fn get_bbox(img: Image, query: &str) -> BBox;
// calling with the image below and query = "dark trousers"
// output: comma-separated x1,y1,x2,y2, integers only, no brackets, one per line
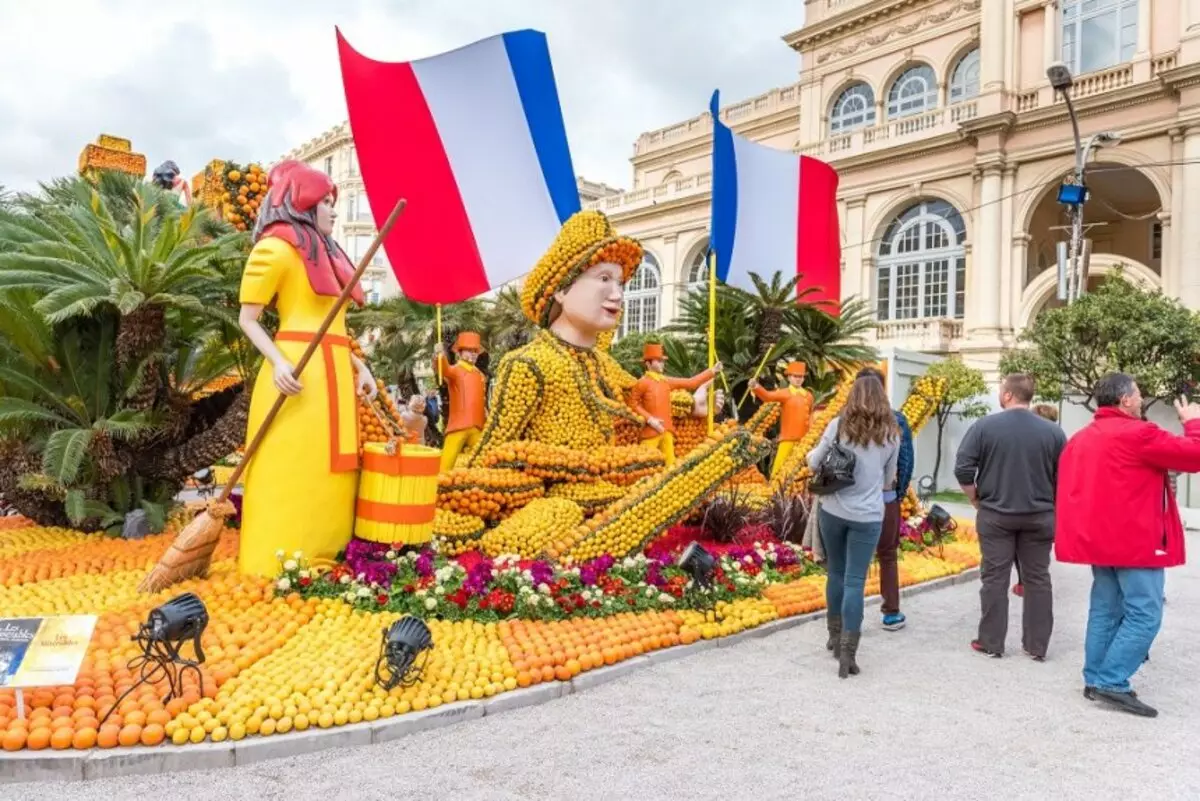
876,500,901,614
976,509,1055,656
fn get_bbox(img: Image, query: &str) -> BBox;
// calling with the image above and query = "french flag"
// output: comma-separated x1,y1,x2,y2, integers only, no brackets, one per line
709,90,842,308
337,29,580,304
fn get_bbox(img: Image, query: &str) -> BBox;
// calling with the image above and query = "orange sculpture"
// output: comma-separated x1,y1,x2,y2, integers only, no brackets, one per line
751,361,814,479
435,331,487,472
629,343,719,468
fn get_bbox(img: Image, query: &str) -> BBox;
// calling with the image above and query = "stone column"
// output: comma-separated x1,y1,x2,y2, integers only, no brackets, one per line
1167,127,1185,298
981,0,1008,91
842,197,868,300
998,165,1018,336
1184,0,1200,63
1042,1,1057,70
969,166,1004,337
1136,0,1151,56
1180,129,1200,309
658,233,679,328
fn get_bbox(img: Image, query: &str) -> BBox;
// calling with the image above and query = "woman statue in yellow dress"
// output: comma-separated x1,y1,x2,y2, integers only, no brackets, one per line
235,160,377,577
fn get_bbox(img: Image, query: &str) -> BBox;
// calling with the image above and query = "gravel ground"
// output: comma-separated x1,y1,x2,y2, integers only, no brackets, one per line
5,544,1198,800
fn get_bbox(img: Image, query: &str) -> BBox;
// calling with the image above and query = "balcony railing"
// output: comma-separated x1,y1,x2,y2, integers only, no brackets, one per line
584,172,713,214
634,84,800,156
800,101,977,158
873,318,963,352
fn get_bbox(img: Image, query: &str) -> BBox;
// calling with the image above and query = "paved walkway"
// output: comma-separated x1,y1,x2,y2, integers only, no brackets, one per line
5,546,1198,800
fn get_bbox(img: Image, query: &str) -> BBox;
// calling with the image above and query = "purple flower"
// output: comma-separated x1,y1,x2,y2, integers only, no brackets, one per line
646,563,666,587
463,561,494,596
414,550,435,578
528,560,554,587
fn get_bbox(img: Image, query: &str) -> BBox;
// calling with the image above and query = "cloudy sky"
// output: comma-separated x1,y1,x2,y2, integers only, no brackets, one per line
0,0,804,194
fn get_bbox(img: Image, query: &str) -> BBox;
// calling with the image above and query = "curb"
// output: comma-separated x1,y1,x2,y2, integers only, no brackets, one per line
0,565,980,785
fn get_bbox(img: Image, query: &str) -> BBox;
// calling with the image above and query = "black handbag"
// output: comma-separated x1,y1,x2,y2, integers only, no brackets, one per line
808,425,856,496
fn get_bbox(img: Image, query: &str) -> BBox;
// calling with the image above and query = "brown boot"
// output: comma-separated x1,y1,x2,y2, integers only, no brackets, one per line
838,631,861,678
826,615,842,658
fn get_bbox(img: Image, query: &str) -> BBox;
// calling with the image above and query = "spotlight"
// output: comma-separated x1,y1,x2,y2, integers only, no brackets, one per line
100,593,208,726
375,616,433,691
916,475,935,505
678,542,717,587
1046,61,1073,92
193,467,215,499
928,504,957,534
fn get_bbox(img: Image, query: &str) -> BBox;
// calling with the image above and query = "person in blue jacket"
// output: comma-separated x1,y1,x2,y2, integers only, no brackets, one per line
857,367,914,631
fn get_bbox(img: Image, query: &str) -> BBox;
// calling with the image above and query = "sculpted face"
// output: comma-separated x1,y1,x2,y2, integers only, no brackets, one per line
788,375,805,388
457,349,480,365
551,262,625,344
645,358,665,374
315,193,336,236
408,395,426,413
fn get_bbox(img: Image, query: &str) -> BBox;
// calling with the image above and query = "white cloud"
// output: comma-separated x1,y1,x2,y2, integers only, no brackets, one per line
0,0,802,192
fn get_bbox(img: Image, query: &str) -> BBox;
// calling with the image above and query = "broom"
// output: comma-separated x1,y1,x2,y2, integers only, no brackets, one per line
139,198,408,593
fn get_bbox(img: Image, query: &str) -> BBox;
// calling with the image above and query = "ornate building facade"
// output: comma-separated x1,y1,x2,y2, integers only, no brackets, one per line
591,0,1200,374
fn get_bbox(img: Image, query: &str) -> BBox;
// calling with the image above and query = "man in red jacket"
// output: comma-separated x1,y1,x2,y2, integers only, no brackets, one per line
1056,372,1200,718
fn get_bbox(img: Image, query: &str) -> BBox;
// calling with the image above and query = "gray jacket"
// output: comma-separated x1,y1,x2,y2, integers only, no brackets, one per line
807,417,899,523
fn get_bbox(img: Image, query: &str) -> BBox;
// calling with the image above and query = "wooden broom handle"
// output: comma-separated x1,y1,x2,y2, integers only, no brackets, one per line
218,198,408,501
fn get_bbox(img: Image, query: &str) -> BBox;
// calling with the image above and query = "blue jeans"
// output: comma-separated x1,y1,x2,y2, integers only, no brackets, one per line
1083,567,1165,693
819,509,883,633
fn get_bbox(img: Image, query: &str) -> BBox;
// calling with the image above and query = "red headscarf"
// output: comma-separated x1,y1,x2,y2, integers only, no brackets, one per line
256,160,364,305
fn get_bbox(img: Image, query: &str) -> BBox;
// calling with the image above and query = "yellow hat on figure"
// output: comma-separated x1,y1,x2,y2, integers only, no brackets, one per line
521,210,643,327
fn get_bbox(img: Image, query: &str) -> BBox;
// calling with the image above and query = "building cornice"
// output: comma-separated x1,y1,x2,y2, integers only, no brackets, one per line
1159,62,1200,92
631,111,800,170
1013,80,1172,133
283,121,352,162
786,0,979,55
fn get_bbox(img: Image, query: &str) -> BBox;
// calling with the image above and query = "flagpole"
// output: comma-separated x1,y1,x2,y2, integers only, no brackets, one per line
436,304,444,384
739,346,776,406
706,250,717,435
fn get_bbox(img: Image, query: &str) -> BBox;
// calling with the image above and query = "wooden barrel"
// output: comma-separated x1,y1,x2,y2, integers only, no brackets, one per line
355,443,441,545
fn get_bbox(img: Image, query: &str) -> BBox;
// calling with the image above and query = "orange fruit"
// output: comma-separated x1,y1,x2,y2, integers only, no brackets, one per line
2,729,26,751
49,728,73,750
140,724,165,747
25,727,51,751
117,724,142,748
96,725,120,749
123,710,146,727
146,709,171,727
71,727,97,750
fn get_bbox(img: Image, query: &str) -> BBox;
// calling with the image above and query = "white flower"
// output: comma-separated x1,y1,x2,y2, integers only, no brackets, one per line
293,550,303,560
519,586,534,596
416,588,428,599
537,583,551,594
541,596,553,606
522,569,535,581
385,550,397,560
658,593,674,604
276,577,291,591
357,586,371,598
435,585,446,596
645,587,656,597
283,559,298,572
743,555,754,564
298,569,310,580
339,574,351,585
424,597,437,610
343,591,356,603
623,557,637,569
275,550,285,559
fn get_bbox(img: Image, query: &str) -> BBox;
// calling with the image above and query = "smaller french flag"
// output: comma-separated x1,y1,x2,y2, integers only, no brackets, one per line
709,90,842,307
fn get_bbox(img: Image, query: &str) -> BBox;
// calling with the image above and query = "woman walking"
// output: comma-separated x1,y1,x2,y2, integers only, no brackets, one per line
808,374,900,678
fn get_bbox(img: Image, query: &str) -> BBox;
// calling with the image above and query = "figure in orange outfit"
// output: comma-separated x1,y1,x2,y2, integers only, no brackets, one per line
750,361,814,479
629,343,721,467
434,332,487,472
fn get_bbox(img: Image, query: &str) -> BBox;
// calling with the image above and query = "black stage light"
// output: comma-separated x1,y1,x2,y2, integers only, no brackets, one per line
916,475,935,505
928,504,957,534
375,616,434,691
100,593,209,726
678,542,717,587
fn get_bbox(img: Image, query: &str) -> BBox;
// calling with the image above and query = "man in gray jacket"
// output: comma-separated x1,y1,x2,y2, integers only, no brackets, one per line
955,373,1066,660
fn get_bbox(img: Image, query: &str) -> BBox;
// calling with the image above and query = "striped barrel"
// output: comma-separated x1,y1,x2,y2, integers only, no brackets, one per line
355,443,441,545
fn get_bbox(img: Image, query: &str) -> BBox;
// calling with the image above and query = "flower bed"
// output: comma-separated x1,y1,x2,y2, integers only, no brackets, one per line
0,516,979,754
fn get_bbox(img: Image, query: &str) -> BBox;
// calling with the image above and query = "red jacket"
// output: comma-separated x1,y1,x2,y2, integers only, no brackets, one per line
1055,408,1200,569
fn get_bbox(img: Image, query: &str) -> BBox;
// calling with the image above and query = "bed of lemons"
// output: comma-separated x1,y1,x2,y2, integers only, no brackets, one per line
0,516,978,753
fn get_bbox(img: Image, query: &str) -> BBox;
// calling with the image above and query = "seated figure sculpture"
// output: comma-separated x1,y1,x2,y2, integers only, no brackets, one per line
463,210,766,560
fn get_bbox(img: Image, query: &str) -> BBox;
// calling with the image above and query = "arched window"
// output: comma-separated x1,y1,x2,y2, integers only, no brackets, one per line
949,48,980,103
876,200,967,321
620,254,662,336
886,64,938,118
829,83,877,134
685,239,709,287
1062,0,1137,75
662,170,683,185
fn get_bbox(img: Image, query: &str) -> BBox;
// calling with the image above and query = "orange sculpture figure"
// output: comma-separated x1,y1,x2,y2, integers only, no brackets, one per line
629,343,720,468
435,331,487,472
751,361,814,479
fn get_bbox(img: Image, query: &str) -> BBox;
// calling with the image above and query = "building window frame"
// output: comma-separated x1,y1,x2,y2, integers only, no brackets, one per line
886,64,939,119
1061,0,1138,75
875,200,968,322
620,254,662,336
829,83,877,134
949,47,980,103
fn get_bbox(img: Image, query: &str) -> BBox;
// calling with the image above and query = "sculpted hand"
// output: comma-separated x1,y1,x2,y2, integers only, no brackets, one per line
356,364,378,400
647,417,666,434
748,378,760,390
711,362,723,375
272,359,302,396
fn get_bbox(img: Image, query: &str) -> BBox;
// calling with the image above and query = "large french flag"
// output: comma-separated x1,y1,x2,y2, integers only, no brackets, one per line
709,91,842,308
337,29,580,304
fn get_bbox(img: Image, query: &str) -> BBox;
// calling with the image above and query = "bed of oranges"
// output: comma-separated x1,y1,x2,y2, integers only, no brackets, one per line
0,514,978,755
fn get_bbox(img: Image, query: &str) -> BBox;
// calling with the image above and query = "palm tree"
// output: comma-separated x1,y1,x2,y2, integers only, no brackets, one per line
478,285,535,365
0,179,244,410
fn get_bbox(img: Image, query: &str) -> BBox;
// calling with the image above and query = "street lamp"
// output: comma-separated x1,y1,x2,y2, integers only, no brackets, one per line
1046,61,1121,303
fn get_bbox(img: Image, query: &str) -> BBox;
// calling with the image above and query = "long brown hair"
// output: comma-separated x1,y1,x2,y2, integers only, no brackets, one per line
839,375,899,447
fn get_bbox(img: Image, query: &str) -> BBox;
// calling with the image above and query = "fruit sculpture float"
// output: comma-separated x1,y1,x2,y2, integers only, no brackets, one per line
193,160,269,231
77,134,147,180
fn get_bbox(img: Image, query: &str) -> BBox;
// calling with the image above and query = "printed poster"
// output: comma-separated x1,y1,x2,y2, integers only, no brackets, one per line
0,616,96,688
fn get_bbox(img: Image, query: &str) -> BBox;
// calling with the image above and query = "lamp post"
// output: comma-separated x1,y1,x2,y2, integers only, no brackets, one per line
1046,61,1122,303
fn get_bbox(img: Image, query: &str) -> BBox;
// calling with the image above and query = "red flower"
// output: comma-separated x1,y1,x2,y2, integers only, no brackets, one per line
376,593,389,605
448,588,470,608
299,576,312,588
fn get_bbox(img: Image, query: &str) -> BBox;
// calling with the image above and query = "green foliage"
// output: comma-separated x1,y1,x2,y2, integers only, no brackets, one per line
665,273,877,419
608,332,707,379
999,269,1200,410
926,358,989,422
0,175,253,532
